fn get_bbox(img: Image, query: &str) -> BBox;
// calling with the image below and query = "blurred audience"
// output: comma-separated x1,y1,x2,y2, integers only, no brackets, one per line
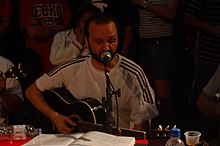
50,4,100,65
184,0,220,141
184,0,220,106
131,0,181,128
19,0,72,75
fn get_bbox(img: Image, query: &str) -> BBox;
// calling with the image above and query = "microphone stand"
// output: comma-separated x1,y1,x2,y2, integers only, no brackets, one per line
102,66,115,134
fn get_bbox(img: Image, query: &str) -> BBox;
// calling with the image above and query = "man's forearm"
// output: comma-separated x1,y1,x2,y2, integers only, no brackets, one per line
184,14,220,38
197,92,220,117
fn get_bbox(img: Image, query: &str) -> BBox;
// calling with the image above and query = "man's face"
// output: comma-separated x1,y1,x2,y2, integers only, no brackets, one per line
85,21,118,64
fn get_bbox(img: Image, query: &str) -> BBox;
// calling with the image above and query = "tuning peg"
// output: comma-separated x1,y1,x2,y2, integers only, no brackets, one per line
157,125,162,131
165,125,170,131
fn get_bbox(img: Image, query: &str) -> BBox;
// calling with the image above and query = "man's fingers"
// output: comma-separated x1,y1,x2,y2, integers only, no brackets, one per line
64,116,76,127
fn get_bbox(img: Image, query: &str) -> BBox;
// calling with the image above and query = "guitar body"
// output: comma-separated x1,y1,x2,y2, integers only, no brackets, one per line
34,87,106,133
33,87,147,139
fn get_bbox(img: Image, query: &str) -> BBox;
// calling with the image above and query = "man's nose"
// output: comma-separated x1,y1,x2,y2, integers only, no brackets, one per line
102,42,110,51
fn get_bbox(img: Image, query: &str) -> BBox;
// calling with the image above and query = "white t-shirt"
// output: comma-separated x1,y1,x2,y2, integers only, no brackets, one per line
0,56,23,126
37,54,159,128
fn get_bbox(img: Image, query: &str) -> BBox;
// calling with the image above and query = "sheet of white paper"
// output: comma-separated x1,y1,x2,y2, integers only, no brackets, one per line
22,133,84,146
23,131,135,146
69,131,135,146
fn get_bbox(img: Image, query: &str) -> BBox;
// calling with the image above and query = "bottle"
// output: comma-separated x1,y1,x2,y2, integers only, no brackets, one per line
165,128,185,146
25,125,42,138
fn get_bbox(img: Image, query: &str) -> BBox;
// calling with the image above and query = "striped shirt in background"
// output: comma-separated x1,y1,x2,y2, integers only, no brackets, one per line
137,0,174,38
185,0,220,64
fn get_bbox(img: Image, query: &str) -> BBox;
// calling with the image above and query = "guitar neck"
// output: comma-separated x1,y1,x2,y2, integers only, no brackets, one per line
76,121,146,140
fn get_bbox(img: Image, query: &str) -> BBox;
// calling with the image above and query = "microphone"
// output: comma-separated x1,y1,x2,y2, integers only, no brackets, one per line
101,52,112,67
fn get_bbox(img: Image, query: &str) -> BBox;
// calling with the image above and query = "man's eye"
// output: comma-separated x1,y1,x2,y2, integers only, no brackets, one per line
108,38,116,44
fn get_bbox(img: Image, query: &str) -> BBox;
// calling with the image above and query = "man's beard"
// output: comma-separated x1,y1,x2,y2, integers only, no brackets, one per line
88,45,116,65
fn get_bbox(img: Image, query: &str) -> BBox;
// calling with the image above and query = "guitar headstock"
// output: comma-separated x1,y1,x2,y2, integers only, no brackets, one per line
4,63,29,80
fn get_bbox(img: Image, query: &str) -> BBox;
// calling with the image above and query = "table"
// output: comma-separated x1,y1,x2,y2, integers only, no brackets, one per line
0,135,168,146
0,137,31,146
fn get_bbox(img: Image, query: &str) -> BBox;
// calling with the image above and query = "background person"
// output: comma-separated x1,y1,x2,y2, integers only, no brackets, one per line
20,0,72,75
184,0,220,141
131,0,181,129
197,64,220,145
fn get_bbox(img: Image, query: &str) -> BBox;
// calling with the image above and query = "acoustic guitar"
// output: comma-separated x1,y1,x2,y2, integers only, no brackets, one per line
35,87,147,140
35,87,106,133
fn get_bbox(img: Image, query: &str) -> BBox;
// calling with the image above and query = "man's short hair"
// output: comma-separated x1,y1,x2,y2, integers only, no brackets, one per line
84,12,119,39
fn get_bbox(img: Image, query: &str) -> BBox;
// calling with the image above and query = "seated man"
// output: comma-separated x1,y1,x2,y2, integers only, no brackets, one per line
25,12,159,134
197,64,220,145
0,56,24,126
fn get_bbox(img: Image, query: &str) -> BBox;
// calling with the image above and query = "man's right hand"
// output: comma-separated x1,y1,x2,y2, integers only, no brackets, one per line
51,112,76,134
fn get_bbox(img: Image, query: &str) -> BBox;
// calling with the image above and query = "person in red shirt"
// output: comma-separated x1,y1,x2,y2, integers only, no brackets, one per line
20,0,72,75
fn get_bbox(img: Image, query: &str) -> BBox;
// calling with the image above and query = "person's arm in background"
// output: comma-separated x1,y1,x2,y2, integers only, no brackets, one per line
121,24,134,57
197,92,220,117
131,0,180,20
184,14,220,38
118,1,137,58
197,65,220,117
184,0,220,38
